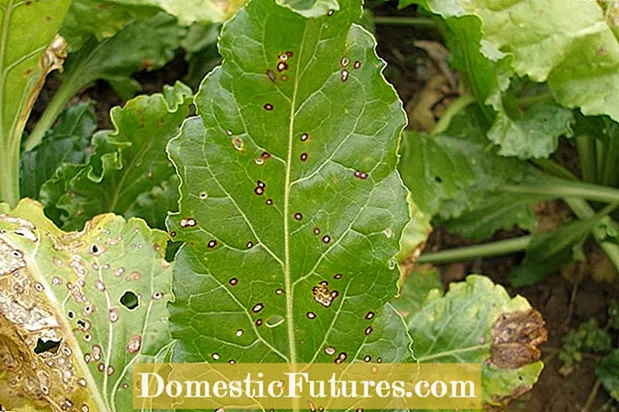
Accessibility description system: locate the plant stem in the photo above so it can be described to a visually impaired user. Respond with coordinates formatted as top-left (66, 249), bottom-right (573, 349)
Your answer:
top-left (24, 74), bottom-right (79, 151)
top-left (515, 92), bottom-right (554, 109)
top-left (575, 135), bottom-right (596, 183)
top-left (583, 379), bottom-right (601, 412)
top-left (0, 137), bottom-right (20, 206)
top-left (531, 158), bottom-right (579, 181)
top-left (372, 16), bottom-right (436, 26)
top-left (431, 94), bottom-right (475, 136)
top-left (500, 179), bottom-right (619, 204)
top-left (416, 236), bottom-right (532, 264)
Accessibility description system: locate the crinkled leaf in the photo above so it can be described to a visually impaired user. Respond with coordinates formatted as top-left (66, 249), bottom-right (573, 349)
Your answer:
top-left (440, 192), bottom-right (541, 241)
top-left (597, 349), bottom-right (619, 401)
top-left (0, 0), bottom-right (70, 204)
top-left (110, 0), bottom-right (247, 25)
top-left (167, 0), bottom-right (410, 367)
top-left (397, 199), bottom-right (432, 261)
top-left (59, 12), bottom-right (186, 101)
top-left (410, 0), bottom-right (619, 123)
top-left (41, 82), bottom-right (192, 231)
top-left (20, 102), bottom-right (96, 199)
top-left (510, 216), bottom-right (601, 287)
top-left (405, 275), bottom-right (546, 410)
top-left (60, 0), bottom-right (159, 50)
top-left (488, 101), bottom-right (574, 159)
top-left (0, 199), bottom-right (172, 411)
top-left (398, 107), bottom-right (529, 219)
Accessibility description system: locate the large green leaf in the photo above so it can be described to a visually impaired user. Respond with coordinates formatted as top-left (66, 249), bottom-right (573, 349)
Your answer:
top-left (20, 102), bottom-right (97, 200)
top-left (167, 0), bottom-right (410, 368)
top-left (409, 0), bottom-right (619, 123)
top-left (0, 199), bottom-right (172, 411)
top-left (437, 13), bottom-right (574, 159)
top-left (0, 0), bottom-right (71, 205)
top-left (40, 82), bottom-right (192, 231)
top-left (405, 275), bottom-right (546, 410)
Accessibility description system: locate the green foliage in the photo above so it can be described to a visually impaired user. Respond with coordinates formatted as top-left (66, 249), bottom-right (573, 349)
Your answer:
top-left (167, 0), bottom-right (411, 364)
top-left (0, 199), bottom-right (173, 411)
top-left (40, 82), bottom-right (192, 231)
top-left (598, 350), bottom-right (619, 401)
top-left (20, 102), bottom-right (96, 199)
top-left (559, 319), bottom-right (613, 376)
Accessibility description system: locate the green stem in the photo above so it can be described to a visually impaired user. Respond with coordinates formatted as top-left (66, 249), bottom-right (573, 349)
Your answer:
top-left (575, 135), bottom-right (596, 183)
top-left (596, 139), bottom-right (605, 185)
top-left (500, 179), bottom-right (619, 204)
top-left (431, 94), bottom-right (476, 136)
top-left (24, 74), bottom-right (80, 151)
top-left (0, 137), bottom-right (20, 206)
top-left (515, 92), bottom-right (554, 109)
top-left (416, 236), bottom-right (532, 264)
top-left (531, 158), bottom-right (579, 181)
top-left (602, 132), bottom-right (618, 187)
top-left (372, 16), bottom-right (436, 26)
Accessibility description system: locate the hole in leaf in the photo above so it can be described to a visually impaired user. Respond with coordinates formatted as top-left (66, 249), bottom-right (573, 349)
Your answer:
top-left (120, 291), bottom-right (139, 310)
top-left (435, 176), bottom-right (442, 183)
top-left (266, 315), bottom-right (285, 328)
top-left (34, 338), bottom-right (62, 355)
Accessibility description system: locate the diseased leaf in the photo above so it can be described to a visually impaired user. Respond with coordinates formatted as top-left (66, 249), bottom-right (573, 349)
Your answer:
top-left (167, 0), bottom-right (410, 368)
top-left (509, 216), bottom-right (601, 287)
top-left (405, 275), bottom-right (546, 410)
top-left (41, 82), bottom-right (192, 231)
top-left (440, 192), bottom-right (541, 241)
top-left (20, 102), bottom-right (97, 200)
top-left (398, 107), bottom-right (529, 219)
top-left (409, 0), bottom-right (619, 123)
top-left (597, 349), bottom-right (619, 401)
top-left (0, 199), bottom-right (172, 411)
top-left (0, 0), bottom-right (71, 205)
top-left (397, 199), bottom-right (432, 262)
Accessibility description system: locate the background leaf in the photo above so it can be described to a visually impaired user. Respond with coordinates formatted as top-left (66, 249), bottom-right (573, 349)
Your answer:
top-left (597, 349), bottom-right (619, 401)
top-left (0, 199), bottom-right (172, 411)
top-left (167, 0), bottom-right (410, 368)
top-left (40, 82), bottom-right (192, 231)
top-left (20, 102), bottom-right (96, 199)
top-left (404, 275), bottom-right (546, 410)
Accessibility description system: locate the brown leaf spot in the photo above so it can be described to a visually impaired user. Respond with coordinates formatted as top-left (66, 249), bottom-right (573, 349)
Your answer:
top-left (489, 309), bottom-right (547, 369)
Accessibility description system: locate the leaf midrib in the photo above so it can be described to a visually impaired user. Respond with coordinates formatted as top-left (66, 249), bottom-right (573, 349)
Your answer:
top-left (283, 21), bottom-right (309, 366)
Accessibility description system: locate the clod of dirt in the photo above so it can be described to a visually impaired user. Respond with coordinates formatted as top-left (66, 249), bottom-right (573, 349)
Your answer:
top-left (490, 309), bottom-right (548, 369)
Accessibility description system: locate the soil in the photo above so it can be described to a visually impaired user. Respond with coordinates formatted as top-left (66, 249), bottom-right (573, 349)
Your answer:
top-left (28, 2), bottom-right (619, 410)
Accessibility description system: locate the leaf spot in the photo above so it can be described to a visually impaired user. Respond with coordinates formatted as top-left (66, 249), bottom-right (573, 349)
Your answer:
top-left (263, 103), bottom-right (274, 111)
top-left (246, 241), bottom-right (254, 248)
top-left (255, 319), bottom-right (263, 326)
top-left (212, 353), bottom-right (220, 360)
top-left (127, 335), bottom-right (142, 353)
top-left (294, 212), bottom-right (303, 221)
top-left (306, 312), bottom-right (316, 319)
top-left (324, 346), bottom-right (336, 356)
top-left (300, 133), bottom-right (309, 141)
top-left (363, 355), bottom-right (371, 362)
top-left (312, 281), bottom-right (339, 307)
top-left (333, 273), bottom-right (343, 280)
top-left (354, 170), bottom-right (368, 180)
top-left (229, 278), bottom-right (238, 286)
top-left (109, 308), bottom-right (120, 323)
top-left (334, 352), bottom-right (347, 364)
top-left (321, 235), bottom-right (331, 244)
top-left (180, 218), bottom-right (197, 228)
top-left (275, 288), bottom-right (284, 295)
top-left (364, 326), bottom-right (373, 336)
top-left (341, 70), bottom-right (349, 82)
top-left (207, 240), bottom-right (217, 248)
top-left (353, 61), bottom-right (362, 69)
top-left (313, 227), bottom-right (320, 235)
top-left (252, 303), bottom-right (264, 313)
top-left (365, 311), bottom-right (375, 320)
top-left (300, 153), bottom-right (308, 161)
top-left (235, 329), bottom-right (243, 337)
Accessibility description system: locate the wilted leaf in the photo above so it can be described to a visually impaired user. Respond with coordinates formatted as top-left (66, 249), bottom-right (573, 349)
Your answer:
top-left (20, 102), bottom-right (97, 200)
top-left (41, 82), bottom-right (192, 231)
top-left (597, 349), bottom-right (619, 401)
top-left (397, 199), bottom-right (432, 262)
top-left (398, 107), bottom-right (529, 219)
top-left (0, 199), bottom-right (172, 411)
top-left (405, 275), bottom-right (546, 410)
top-left (0, 0), bottom-right (71, 205)
top-left (167, 0), bottom-right (410, 368)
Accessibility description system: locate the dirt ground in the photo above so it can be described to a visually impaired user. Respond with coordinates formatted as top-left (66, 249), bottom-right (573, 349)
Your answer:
top-left (28, 3), bottom-right (619, 410)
